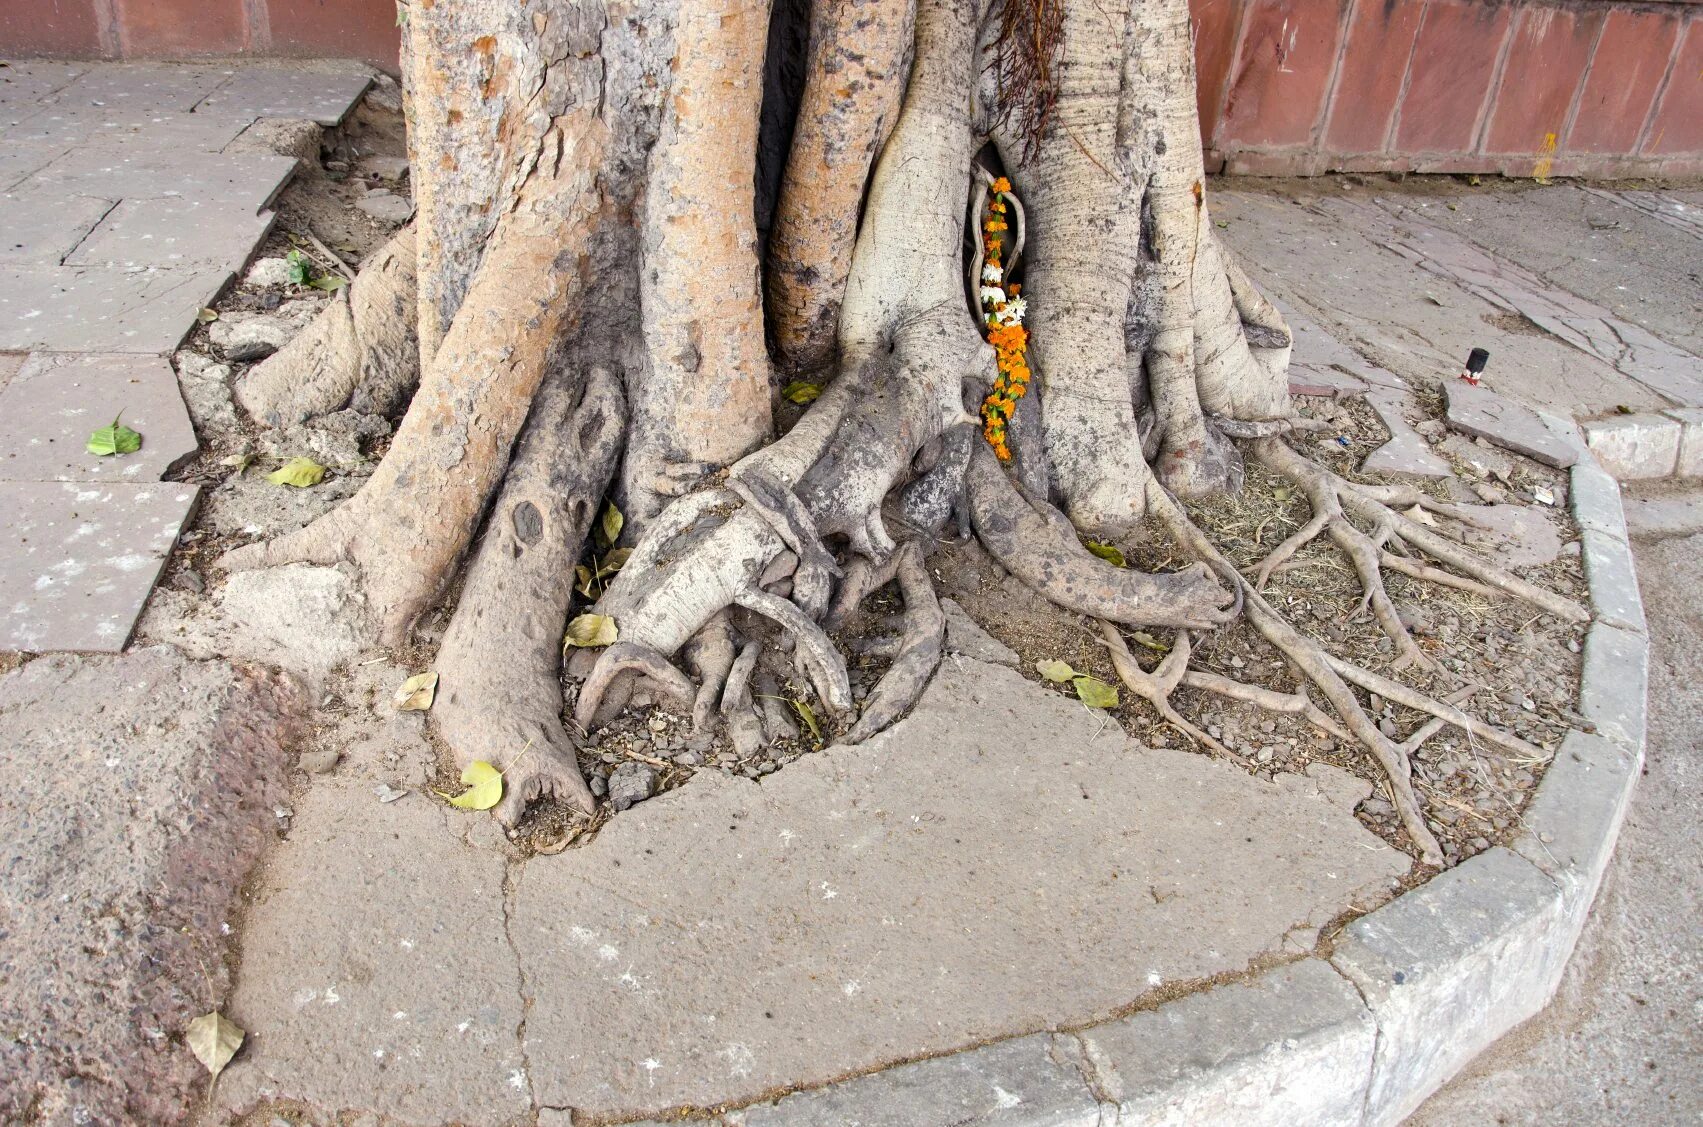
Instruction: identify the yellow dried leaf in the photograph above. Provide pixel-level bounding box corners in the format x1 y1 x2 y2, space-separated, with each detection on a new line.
596 501 623 549
781 381 822 405
1035 659 1076 683
1072 676 1118 709
393 671 437 711
597 546 633 578
563 613 618 649
266 457 325 488
574 564 596 598
186 1012 244 1078
1084 540 1125 567
439 760 502 810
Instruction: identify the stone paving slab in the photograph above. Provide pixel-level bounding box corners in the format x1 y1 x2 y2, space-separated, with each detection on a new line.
195 67 373 127
0 264 231 353
27 143 299 211
0 187 114 265
0 480 198 651
511 659 1408 1120
29 63 236 120
65 194 277 269
215 779 533 1127
0 647 305 1127
1443 381 1580 469
3 104 258 153
0 139 74 190
0 62 91 116
1361 385 1450 478
1214 190 1658 416
1342 197 1703 409
0 353 198 482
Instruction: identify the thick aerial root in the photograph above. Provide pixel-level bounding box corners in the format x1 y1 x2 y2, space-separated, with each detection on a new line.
730 467 842 620
833 543 945 744
430 366 626 823
685 612 738 735
1100 623 1246 765
968 446 1238 629
236 225 420 427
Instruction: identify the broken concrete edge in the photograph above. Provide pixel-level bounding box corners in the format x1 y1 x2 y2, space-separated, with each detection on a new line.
575 455 1645 1127
1580 409 1703 483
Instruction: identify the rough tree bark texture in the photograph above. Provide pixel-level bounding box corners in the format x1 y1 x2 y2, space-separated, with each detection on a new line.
221 0 1585 866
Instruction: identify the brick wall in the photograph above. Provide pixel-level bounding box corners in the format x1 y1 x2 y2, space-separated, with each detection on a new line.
0 0 400 71
3 0 1699 177
1198 0 1703 178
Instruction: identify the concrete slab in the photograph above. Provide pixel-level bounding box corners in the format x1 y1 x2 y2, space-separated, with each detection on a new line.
1620 481 1703 540
0 264 230 353
4 105 257 153
733 1033 1102 1127
194 67 373 127
0 480 198 652
503 659 1408 1120
26 148 297 212
1444 381 1580 469
1213 190 1656 416
0 187 114 265
1078 959 1376 1127
0 646 305 1126
0 353 198 482
0 61 91 117
1581 414 1682 481
1352 197 1703 408
212 779 533 1127
64 194 276 269
1361 385 1451 477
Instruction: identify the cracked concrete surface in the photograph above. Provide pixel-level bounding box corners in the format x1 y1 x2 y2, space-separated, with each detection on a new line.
210 656 1408 1124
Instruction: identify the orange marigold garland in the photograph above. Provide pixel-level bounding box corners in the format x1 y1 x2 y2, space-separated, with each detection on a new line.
978 177 1029 461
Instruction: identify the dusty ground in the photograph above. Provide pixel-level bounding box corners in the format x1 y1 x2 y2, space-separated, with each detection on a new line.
1411 514 1703 1126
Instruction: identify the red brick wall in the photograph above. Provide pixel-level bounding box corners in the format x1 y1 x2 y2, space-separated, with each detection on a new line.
0 0 399 71
1197 0 1703 178
2 0 1698 177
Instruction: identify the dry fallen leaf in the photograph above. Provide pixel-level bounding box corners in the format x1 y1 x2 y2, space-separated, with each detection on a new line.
438 760 503 810
393 671 438 711
563 613 618 649
1035 659 1076 683
1072 676 1119 709
267 457 326 488
186 1012 244 1079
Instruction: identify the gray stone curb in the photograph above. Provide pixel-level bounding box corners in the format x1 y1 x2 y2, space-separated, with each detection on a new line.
606 440 1645 1127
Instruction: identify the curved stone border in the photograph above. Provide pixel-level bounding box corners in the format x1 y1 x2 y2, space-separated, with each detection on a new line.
627 411 1644 1127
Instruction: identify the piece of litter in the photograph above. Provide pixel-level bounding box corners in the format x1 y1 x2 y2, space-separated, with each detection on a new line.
374 783 408 803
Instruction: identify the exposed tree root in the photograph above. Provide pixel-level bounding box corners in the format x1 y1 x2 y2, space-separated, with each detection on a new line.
431 366 626 823
829 542 944 744
1099 623 1247 765
236 225 419 427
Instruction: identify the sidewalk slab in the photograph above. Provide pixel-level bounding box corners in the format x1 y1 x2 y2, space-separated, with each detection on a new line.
506 659 1407 1120
0 264 230 353
1443 381 1580 469
0 188 114 265
27 148 297 212
194 67 372 127
0 480 198 651
65 194 277 270
0 353 198 482
0 647 304 1126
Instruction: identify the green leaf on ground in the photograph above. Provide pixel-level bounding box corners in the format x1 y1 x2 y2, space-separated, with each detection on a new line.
781 381 822 405
1072 676 1118 709
186 1012 244 1078
86 415 142 457
285 248 313 286
219 452 255 474
308 273 349 292
196 307 219 323
393 670 438 711
563 612 618 649
1128 630 1169 653
439 760 502 810
1084 540 1125 567
598 546 633 577
266 457 326 487
1035 658 1076 683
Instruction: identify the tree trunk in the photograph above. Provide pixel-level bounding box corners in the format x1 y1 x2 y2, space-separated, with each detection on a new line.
221 0 1583 866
